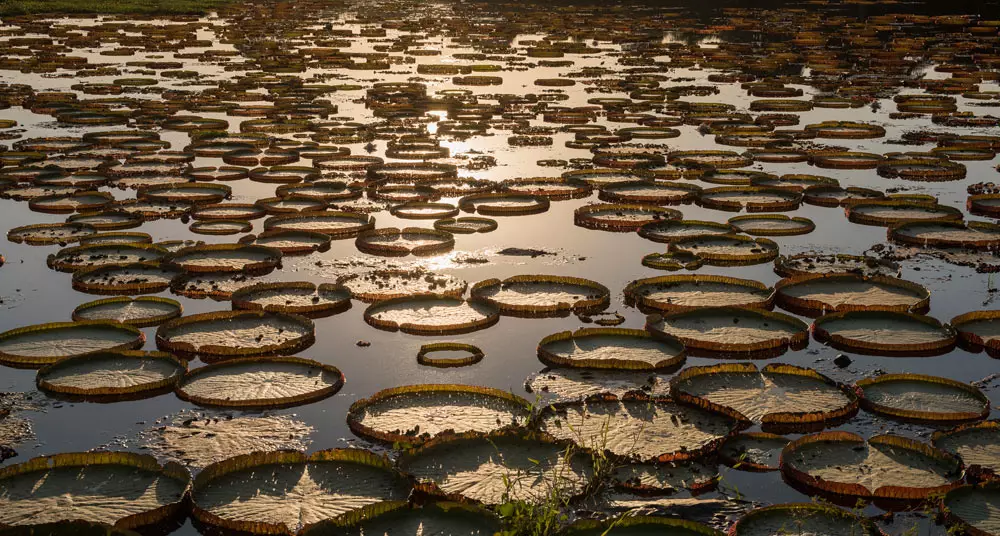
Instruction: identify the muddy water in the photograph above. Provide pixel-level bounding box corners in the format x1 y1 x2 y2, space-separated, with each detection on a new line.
0 0 999 534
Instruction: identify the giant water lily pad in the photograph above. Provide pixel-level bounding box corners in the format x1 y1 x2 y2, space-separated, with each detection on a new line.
638 220 733 243
471 275 610 317
574 203 681 232
730 503 882 536
167 244 282 275
364 296 499 335
775 274 929 316
670 363 857 431
538 393 739 461
0 321 145 368
72 296 182 327
780 432 962 506
812 311 956 356
72 263 182 295
646 307 808 357
264 212 375 237
355 227 454 257
952 311 1000 357
347 384 530 445
231 282 351 318
143 413 313 469
773 253 899 278
176 356 343 409
625 275 773 313
398 432 593 505
526 368 667 402
302 501 501 536
559 516 723 536
943 484 1000 536
856 373 990 424
338 270 466 302
7 222 96 245
934 421 1000 478
611 460 719 495
47 244 167 272
719 432 790 472
192 450 410 534
239 231 331 255
670 235 779 266
156 311 314 358
0 452 190 529
36 350 185 400
890 221 1000 250
537 328 685 371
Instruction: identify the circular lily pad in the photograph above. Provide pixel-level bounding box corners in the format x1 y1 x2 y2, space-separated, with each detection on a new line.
0 321 145 368
611 459 719 495
646 307 809 357
364 296 499 335
347 384 530 445
139 183 230 205
728 215 814 236
698 187 802 212
774 253 899 278
731 503 882 536
72 296 182 327
598 181 700 205
231 282 351 318
156 311 314 359
7 222 96 246
166 244 281 275
263 211 375 237
433 217 497 234
142 413 313 470
189 220 252 236
0 452 190 529
856 373 990 424
537 328 685 371
459 193 550 216
177 356 343 409
670 363 857 432
560 517 723 536
574 203 681 232
638 220 734 244
471 275 610 317
79 232 152 247
355 227 454 257
780 432 962 507
302 501 501 536
847 201 962 226
191 203 266 221
719 432 790 472
238 230 331 256
398 432 592 505
72 263 181 295
47 243 167 273
774 274 930 316
943 484 1000 536
67 211 143 231
641 251 704 271
502 177 591 200
952 311 1000 357
624 275 773 313
191 449 410 534
339 270 466 302
36 350 185 400
389 202 459 220
933 421 1000 477
670 235 779 266
538 392 739 462
416 343 484 368
812 311 957 356
890 221 1000 250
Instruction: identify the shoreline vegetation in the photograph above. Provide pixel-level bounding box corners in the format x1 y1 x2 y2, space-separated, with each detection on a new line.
0 0 233 16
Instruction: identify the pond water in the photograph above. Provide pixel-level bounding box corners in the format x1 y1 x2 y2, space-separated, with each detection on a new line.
1 0 1000 534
